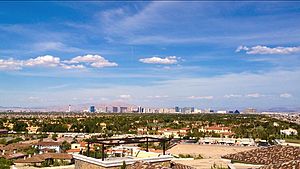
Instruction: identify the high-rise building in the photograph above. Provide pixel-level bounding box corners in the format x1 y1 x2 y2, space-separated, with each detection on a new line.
175 106 180 113
138 106 144 113
90 106 95 113
67 105 71 112
120 107 128 113
191 107 195 113
112 106 118 113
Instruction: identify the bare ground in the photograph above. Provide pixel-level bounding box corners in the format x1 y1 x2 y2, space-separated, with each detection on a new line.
169 144 255 169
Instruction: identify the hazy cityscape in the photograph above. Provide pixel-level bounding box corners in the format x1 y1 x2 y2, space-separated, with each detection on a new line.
0 1 300 169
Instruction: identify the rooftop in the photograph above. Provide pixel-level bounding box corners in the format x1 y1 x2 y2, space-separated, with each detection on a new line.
222 145 300 169
15 153 73 163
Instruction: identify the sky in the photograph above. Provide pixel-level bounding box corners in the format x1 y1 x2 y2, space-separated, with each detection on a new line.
0 1 300 110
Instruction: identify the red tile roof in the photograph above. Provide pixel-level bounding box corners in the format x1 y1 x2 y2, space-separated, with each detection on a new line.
35 142 62 146
15 153 73 163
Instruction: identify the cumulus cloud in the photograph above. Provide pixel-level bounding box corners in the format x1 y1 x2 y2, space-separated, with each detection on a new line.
24 55 60 67
188 96 213 100
139 56 178 64
0 58 23 70
235 46 249 52
236 45 300 54
280 93 292 98
0 55 62 70
60 64 85 70
224 94 242 98
246 93 264 98
64 54 118 68
0 54 117 70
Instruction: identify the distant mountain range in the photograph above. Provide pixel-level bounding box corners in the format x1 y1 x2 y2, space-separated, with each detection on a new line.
0 102 137 112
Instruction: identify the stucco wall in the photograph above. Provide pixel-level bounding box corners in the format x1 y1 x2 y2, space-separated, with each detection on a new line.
75 159 171 169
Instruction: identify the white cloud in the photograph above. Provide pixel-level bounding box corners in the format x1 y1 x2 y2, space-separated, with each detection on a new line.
188 96 213 100
280 93 292 98
119 94 131 99
60 64 85 70
24 55 60 67
0 58 23 70
0 54 117 71
236 45 300 54
224 94 243 98
246 93 264 98
235 45 249 52
64 54 118 68
0 55 61 70
139 56 178 64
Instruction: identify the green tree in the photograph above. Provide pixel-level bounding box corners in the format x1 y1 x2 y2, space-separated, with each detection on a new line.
0 158 13 169
120 161 126 169
0 138 7 145
60 141 71 153
52 133 58 141
13 121 28 132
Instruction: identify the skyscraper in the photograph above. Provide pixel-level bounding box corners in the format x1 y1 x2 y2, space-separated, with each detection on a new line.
90 106 95 113
112 106 118 113
68 105 71 112
120 107 128 113
138 106 144 113
175 106 180 113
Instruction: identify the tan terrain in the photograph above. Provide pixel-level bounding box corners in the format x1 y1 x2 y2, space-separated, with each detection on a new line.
169 144 256 169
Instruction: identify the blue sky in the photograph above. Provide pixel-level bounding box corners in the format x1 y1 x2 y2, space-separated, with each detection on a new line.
0 1 300 110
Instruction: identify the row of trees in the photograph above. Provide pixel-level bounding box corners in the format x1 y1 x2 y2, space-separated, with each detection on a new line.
1 114 300 140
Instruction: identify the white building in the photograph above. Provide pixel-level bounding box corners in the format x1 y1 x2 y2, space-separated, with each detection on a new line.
280 128 298 136
217 110 227 114
34 142 62 153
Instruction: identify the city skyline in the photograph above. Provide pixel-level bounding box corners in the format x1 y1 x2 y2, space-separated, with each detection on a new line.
0 1 300 109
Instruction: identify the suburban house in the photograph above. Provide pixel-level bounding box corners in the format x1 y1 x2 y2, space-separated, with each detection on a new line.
67 142 88 154
15 153 73 167
0 143 31 160
280 128 298 136
34 142 62 153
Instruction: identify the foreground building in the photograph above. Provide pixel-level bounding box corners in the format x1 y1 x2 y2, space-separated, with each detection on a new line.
15 153 73 167
73 136 194 169
223 145 300 169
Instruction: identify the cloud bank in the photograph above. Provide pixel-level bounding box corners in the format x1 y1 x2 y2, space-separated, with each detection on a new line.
139 56 178 64
280 93 292 98
187 96 214 100
0 54 117 70
236 45 300 54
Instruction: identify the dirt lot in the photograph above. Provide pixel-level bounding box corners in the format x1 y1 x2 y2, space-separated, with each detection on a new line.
169 144 256 169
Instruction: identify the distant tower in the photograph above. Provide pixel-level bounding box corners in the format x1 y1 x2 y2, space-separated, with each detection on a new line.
68 105 71 112
138 106 144 113
90 106 95 113
112 107 118 113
